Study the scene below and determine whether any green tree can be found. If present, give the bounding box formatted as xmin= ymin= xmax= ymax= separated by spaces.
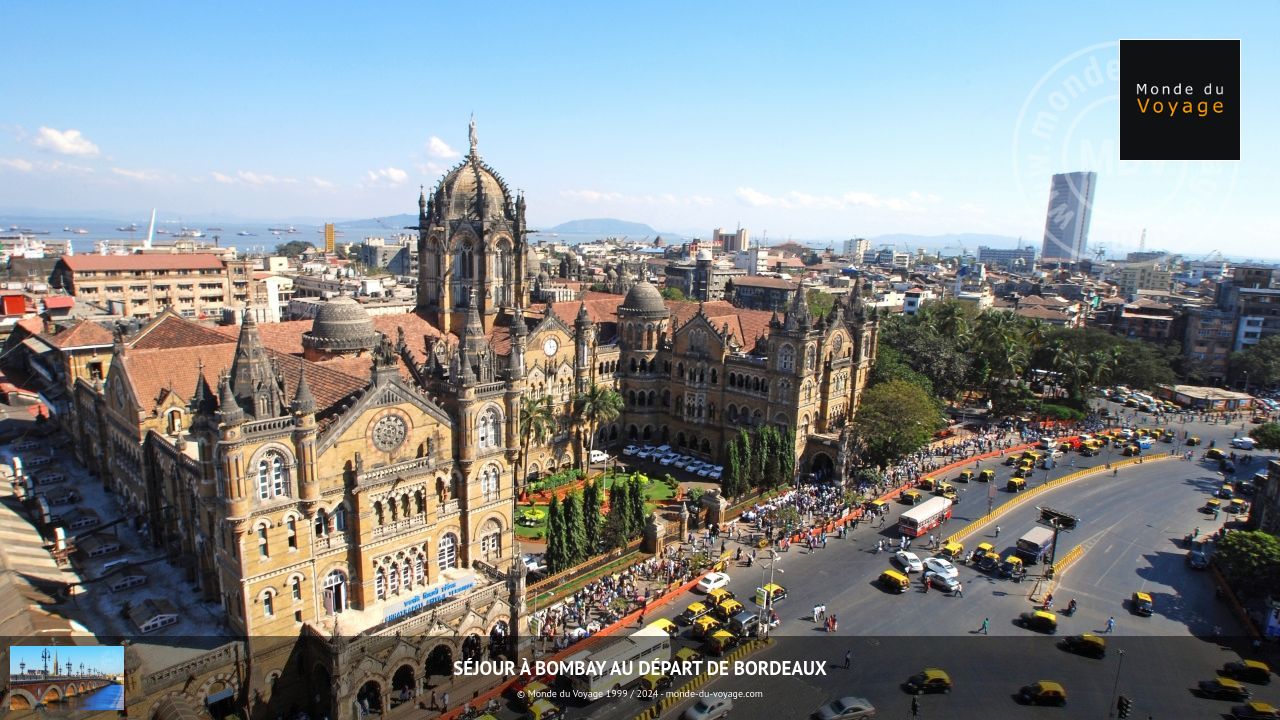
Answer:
xmin=806 ymin=289 xmax=835 ymax=318
xmin=723 ymin=439 xmax=743 ymax=500
xmin=779 ymin=426 xmax=796 ymax=486
xmin=738 ymin=429 xmax=754 ymax=495
xmin=660 ymin=286 xmax=686 ymax=301
xmin=1214 ymin=530 xmax=1280 ymax=599
xmin=852 ymin=379 xmax=945 ymax=469
xmin=626 ymin=474 xmax=646 ymax=539
xmin=604 ymin=481 xmax=630 ymax=549
xmin=545 ymin=495 xmax=566 ymax=573
xmin=274 ymin=240 xmax=315 ymax=257
xmin=562 ymin=490 xmax=587 ymax=566
xmin=1249 ymin=422 xmax=1280 ymax=451
xmin=582 ymin=481 xmax=603 ymax=554
xmin=1230 ymin=335 xmax=1280 ymax=388
xmin=517 ymin=394 xmax=556 ymax=491
xmin=869 ymin=345 xmax=936 ymax=396
xmin=573 ymin=384 xmax=625 ymax=471
xmin=762 ymin=425 xmax=782 ymax=487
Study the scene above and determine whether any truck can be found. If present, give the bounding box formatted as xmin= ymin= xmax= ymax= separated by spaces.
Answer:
xmin=1015 ymin=526 xmax=1055 ymax=564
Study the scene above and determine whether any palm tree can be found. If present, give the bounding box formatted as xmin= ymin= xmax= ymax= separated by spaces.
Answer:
xmin=573 ymin=384 xmax=624 ymax=473
xmin=517 ymin=394 xmax=555 ymax=491
xmin=930 ymin=300 xmax=972 ymax=344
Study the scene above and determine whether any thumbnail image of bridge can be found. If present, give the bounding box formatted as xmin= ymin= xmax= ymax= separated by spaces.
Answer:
xmin=6 ymin=673 xmax=121 ymax=711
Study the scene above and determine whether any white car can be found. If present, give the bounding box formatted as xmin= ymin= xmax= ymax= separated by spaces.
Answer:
xmin=656 ymin=444 xmax=672 ymax=454
xmin=686 ymin=461 xmax=706 ymax=473
xmin=589 ymin=450 xmax=609 ymax=464
xmin=814 ymin=696 xmax=877 ymax=720
xmin=696 ymin=572 xmax=731 ymax=593
xmin=894 ymin=551 xmax=923 ymax=573
xmin=1230 ymin=437 xmax=1256 ymax=450
xmin=697 ymin=465 xmax=716 ymax=478
xmin=683 ymin=696 xmax=733 ymax=720
xmin=709 ymin=467 xmax=723 ymax=480
xmin=659 ymin=454 xmax=679 ymax=466
xmin=673 ymin=456 xmax=691 ymax=469
xmin=923 ymin=557 xmax=958 ymax=579
xmin=622 ymin=445 xmax=639 ymax=456
xmin=636 ymin=448 xmax=654 ymax=460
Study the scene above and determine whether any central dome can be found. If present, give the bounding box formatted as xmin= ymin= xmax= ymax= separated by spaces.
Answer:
xmin=303 ymin=296 xmax=378 ymax=356
xmin=431 ymin=150 xmax=515 ymax=224
xmin=621 ymin=280 xmax=666 ymax=313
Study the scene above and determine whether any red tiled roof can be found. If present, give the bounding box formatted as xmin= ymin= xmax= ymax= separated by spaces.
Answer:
xmin=129 ymin=313 xmax=236 ymax=350
xmin=732 ymin=276 xmax=796 ymax=290
xmin=44 ymin=320 xmax=114 ymax=349
xmin=60 ymin=253 xmax=225 ymax=272
xmin=16 ymin=317 xmax=43 ymax=335
xmin=545 ymin=292 xmax=626 ymax=325
xmin=1015 ymin=305 xmax=1070 ymax=321
xmin=668 ymin=300 xmax=773 ymax=349
xmin=212 ymin=319 xmax=310 ymax=354
xmin=43 ymin=296 xmax=75 ymax=310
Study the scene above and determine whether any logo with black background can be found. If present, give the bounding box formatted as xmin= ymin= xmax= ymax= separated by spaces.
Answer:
xmin=1121 ymin=39 xmax=1239 ymax=160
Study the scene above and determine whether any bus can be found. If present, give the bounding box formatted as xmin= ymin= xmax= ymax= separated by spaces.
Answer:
xmin=566 ymin=624 xmax=672 ymax=700
xmin=897 ymin=496 xmax=953 ymax=538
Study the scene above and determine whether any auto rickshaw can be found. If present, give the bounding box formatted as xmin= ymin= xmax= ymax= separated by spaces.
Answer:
xmin=939 ymin=540 xmax=964 ymax=560
xmin=706 ymin=587 xmax=735 ymax=606
xmin=1004 ymin=454 xmax=1021 ymax=466
xmin=978 ymin=469 xmax=995 ymax=482
xmin=1229 ymin=498 xmax=1249 ymax=514
xmin=1123 ymin=444 xmax=1141 ymax=456
xmin=918 ymin=477 xmax=937 ymax=491
xmin=1007 ymin=477 xmax=1027 ymax=492
xmin=648 ymin=618 xmax=680 ymax=636
xmin=957 ymin=469 xmax=974 ymax=483
xmin=756 ymin=583 xmax=788 ymax=606
xmin=1203 ymin=499 xmax=1223 ymax=514
xmin=1187 ymin=436 xmax=1201 ymax=446
xmin=879 ymin=569 xmax=910 ymax=593
xmin=636 ymin=672 xmax=673 ymax=694
xmin=680 ymin=601 xmax=711 ymax=623
xmin=525 ymin=699 xmax=565 ymax=720
xmin=704 ymin=628 xmax=740 ymax=655
xmin=1001 ymin=554 xmax=1025 ymax=579
xmin=674 ymin=647 xmax=703 ymax=664
xmin=901 ymin=489 xmax=923 ymax=505
xmin=1060 ymin=633 xmax=1106 ymax=658
xmin=714 ymin=598 xmax=745 ymax=622
xmin=1131 ymin=591 xmax=1154 ymax=616
xmin=936 ymin=483 xmax=958 ymax=500
xmin=977 ymin=551 xmax=1001 ymax=573
xmin=1012 ymin=466 xmax=1032 ymax=479
xmin=1161 ymin=431 xmax=1175 ymax=443
xmin=519 ymin=682 xmax=550 ymax=710
xmin=689 ymin=614 xmax=722 ymax=639
xmin=867 ymin=499 xmax=887 ymax=516
xmin=903 ymin=668 xmax=953 ymax=695
xmin=1206 ymin=448 xmax=1226 ymax=460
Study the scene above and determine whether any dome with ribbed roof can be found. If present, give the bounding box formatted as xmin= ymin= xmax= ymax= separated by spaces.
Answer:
xmin=303 ymin=296 xmax=378 ymax=355
xmin=621 ymin=280 xmax=666 ymax=313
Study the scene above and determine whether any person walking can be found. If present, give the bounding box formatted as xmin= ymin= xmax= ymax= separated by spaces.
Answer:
xmin=955 ymin=582 xmax=963 ymax=598
xmin=441 ymin=692 xmax=450 ymax=713
xmin=994 ymin=525 xmax=1001 ymax=538
xmin=1105 ymin=616 xmax=1115 ymax=633
xmin=980 ymin=617 xmax=989 ymax=634
xmin=813 ymin=605 xmax=821 ymax=623
xmin=911 ymin=696 xmax=920 ymax=718
xmin=844 ymin=650 xmax=851 ymax=669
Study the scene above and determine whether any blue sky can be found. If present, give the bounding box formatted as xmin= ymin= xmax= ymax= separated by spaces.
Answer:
xmin=9 ymin=645 xmax=124 ymax=675
xmin=0 ymin=2 xmax=1276 ymax=256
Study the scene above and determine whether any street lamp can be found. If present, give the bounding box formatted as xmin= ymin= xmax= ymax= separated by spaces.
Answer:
xmin=757 ymin=550 xmax=782 ymax=637
xmin=1108 ymin=648 xmax=1126 ymax=719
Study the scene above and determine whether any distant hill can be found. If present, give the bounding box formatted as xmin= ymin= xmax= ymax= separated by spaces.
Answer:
xmin=545 ymin=218 xmax=659 ymax=236
xmin=336 ymin=214 xmax=416 ymax=229
xmin=871 ymin=233 xmax=1026 ymax=251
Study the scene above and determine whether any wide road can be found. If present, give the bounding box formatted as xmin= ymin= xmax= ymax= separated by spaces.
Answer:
xmin=491 ymin=405 xmax=1273 ymax=720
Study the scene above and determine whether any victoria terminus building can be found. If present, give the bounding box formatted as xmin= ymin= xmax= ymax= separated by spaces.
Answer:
xmin=18 ymin=126 xmax=876 ymax=720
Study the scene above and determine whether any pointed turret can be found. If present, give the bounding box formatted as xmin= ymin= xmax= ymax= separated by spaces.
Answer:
xmin=784 ymin=284 xmax=812 ymax=332
xmin=191 ymin=363 xmax=217 ymax=414
xmin=291 ymin=362 xmax=316 ymax=415
xmin=229 ymin=311 xmax=286 ymax=419
xmin=217 ymin=375 xmax=244 ymax=427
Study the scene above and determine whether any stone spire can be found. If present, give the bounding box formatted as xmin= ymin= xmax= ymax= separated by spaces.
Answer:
xmin=291 ymin=361 xmax=316 ymax=415
xmin=229 ymin=311 xmax=286 ymax=419
xmin=217 ymin=374 xmax=244 ymax=427
xmin=784 ymin=284 xmax=812 ymax=332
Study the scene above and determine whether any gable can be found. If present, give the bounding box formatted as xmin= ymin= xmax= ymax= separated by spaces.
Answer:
xmin=317 ymin=376 xmax=453 ymax=455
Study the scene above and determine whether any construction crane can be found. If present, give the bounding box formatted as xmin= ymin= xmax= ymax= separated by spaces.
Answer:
xmin=1093 ymin=245 xmax=1107 ymax=262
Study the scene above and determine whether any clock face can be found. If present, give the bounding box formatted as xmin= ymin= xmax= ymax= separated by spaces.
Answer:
xmin=543 ymin=337 xmax=559 ymax=357
xmin=372 ymin=415 xmax=408 ymax=451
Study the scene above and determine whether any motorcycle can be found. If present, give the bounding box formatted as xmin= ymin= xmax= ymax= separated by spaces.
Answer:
xmin=1064 ymin=600 xmax=1078 ymax=616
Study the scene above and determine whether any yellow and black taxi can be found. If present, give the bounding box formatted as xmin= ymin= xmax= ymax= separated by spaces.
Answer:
xmin=1060 ymin=633 xmax=1106 ymax=658
xmin=957 ymin=469 xmax=974 ymax=483
xmin=674 ymin=647 xmax=702 ymax=665
xmin=978 ymin=469 xmax=996 ymax=482
xmin=647 ymin=618 xmax=680 ymax=636
xmin=939 ymin=540 xmax=964 ymax=560
xmin=903 ymin=668 xmax=952 ymax=695
xmin=936 ymin=483 xmax=958 ymax=500
xmin=1007 ymin=477 xmax=1028 ymax=491
xmin=1218 ymin=484 xmax=1236 ymax=499
xmin=706 ymin=587 xmax=735 ymax=607
xmin=901 ymin=489 xmax=923 ymax=505
xmin=918 ymin=477 xmax=938 ymax=492
xmin=1017 ymin=610 xmax=1058 ymax=634
xmin=1131 ymin=591 xmax=1154 ymax=617
xmin=637 ymin=672 xmax=673 ymax=694
xmin=680 ymin=601 xmax=712 ymax=624
xmin=1019 ymin=680 xmax=1067 ymax=706
xmin=713 ymin=598 xmax=745 ymax=622
xmin=1230 ymin=701 xmax=1280 ymax=720
xmin=1230 ymin=498 xmax=1249 ymax=514
xmin=866 ymin=499 xmax=887 ymax=516
xmin=518 ymin=681 xmax=551 ymax=710
xmin=689 ymin=614 xmax=722 ymax=639
xmin=1012 ymin=466 xmax=1033 ymax=479
xmin=756 ymin=583 xmax=788 ymax=605
xmin=879 ymin=568 xmax=910 ymax=593
xmin=1187 ymin=436 xmax=1202 ymax=446
xmin=1223 ymin=660 xmax=1273 ymax=685
xmin=1206 ymin=447 xmax=1226 ymax=460
xmin=1198 ymin=676 xmax=1252 ymax=701
xmin=976 ymin=549 xmax=1001 ymax=573
xmin=1123 ymin=444 xmax=1141 ymax=456
xmin=1204 ymin=499 xmax=1223 ymax=514
xmin=1004 ymin=453 xmax=1022 ymax=467
xmin=525 ymin=698 xmax=565 ymax=720
xmin=703 ymin=628 xmax=740 ymax=655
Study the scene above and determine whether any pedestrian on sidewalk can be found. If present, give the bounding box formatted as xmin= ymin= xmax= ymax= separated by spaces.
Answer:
xmin=1105 ymin=616 xmax=1115 ymax=633
xmin=430 ymin=691 xmax=437 ymax=711
xmin=441 ymin=692 xmax=449 ymax=713
xmin=955 ymin=582 xmax=963 ymax=598
xmin=995 ymin=525 xmax=1001 ymax=538
xmin=813 ymin=605 xmax=821 ymax=623
xmin=980 ymin=617 xmax=989 ymax=634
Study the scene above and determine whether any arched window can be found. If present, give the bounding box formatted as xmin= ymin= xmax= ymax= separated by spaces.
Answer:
xmin=481 ymin=465 xmax=500 ymax=501
xmin=414 ymin=555 xmax=425 ymax=585
xmin=710 ymin=369 xmax=717 ymax=384
xmin=257 ymin=524 xmax=269 ymax=558
xmin=262 ymin=590 xmax=275 ymax=618
xmin=477 ymin=407 xmax=501 ymax=450
xmin=805 ymin=345 xmax=816 ymax=370
xmin=314 ymin=509 xmax=329 ymax=537
xmin=291 ymin=576 xmax=302 ymax=600
xmin=389 ymin=563 xmax=400 ymax=595
xmin=256 ymin=452 xmax=290 ymax=500
xmin=778 ymin=345 xmax=795 ymax=372
xmin=334 ymin=505 xmax=347 ymax=531
xmin=438 ymin=533 xmax=459 ymax=571
xmin=323 ymin=570 xmax=347 ymax=613
xmin=480 ymin=519 xmax=502 ymax=560
xmin=286 ymin=516 xmax=297 ymax=549
xmin=375 ymin=568 xmax=387 ymax=600
xmin=458 ymin=241 xmax=474 ymax=280
xmin=167 ymin=409 xmax=182 ymax=434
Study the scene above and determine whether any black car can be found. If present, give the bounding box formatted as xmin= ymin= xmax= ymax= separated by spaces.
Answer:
xmin=1199 ymin=678 xmax=1253 ymax=700
xmin=1187 ymin=550 xmax=1209 ymax=570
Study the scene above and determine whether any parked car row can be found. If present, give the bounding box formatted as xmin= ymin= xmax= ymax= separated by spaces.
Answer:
xmin=621 ymin=445 xmax=723 ymax=479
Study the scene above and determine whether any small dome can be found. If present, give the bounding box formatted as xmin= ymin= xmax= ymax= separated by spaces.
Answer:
xmin=303 ymin=296 xmax=378 ymax=355
xmin=697 ymin=248 xmax=713 ymax=261
xmin=621 ymin=280 xmax=666 ymax=313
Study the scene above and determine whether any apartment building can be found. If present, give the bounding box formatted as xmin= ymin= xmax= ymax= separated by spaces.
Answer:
xmin=50 ymin=254 xmax=255 ymax=320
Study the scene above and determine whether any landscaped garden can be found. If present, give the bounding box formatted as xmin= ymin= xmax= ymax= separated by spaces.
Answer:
xmin=514 ymin=471 xmax=678 ymax=541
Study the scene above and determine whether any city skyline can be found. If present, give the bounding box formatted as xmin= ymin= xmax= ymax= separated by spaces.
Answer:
xmin=0 ymin=2 xmax=1275 ymax=257
xmin=8 ymin=646 xmax=124 ymax=676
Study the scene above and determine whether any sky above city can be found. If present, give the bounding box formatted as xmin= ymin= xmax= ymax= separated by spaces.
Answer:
xmin=9 ymin=645 xmax=124 ymax=675
xmin=1 ymin=2 xmax=1276 ymax=256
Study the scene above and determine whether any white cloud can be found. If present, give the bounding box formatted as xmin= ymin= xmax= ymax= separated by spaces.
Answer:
xmin=211 ymin=171 xmax=235 ymax=184
xmin=366 ymin=167 xmax=408 ymax=185
xmin=562 ymin=189 xmax=623 ymax=203
xmin=426 ymin=136 xmax=460 ymax=159
xmin=111 ymin=167 xmax=161 ymax=181
xmin=735 ymin=187 xmax=914 ymax=211
xmin=0 ymin=158 xmax=33 ymax=172
xmin=559 ymin=189 xmax=714 ymax=208
xmin=33 ymin=127 xmax=100 ymax=156
xmin=310 ymin=177 xmax=335 ymax=189
xmin=417 ymin=162 xmax=448 ymax=177
xmin=237 ymin=170 xmax=296 ymax=186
